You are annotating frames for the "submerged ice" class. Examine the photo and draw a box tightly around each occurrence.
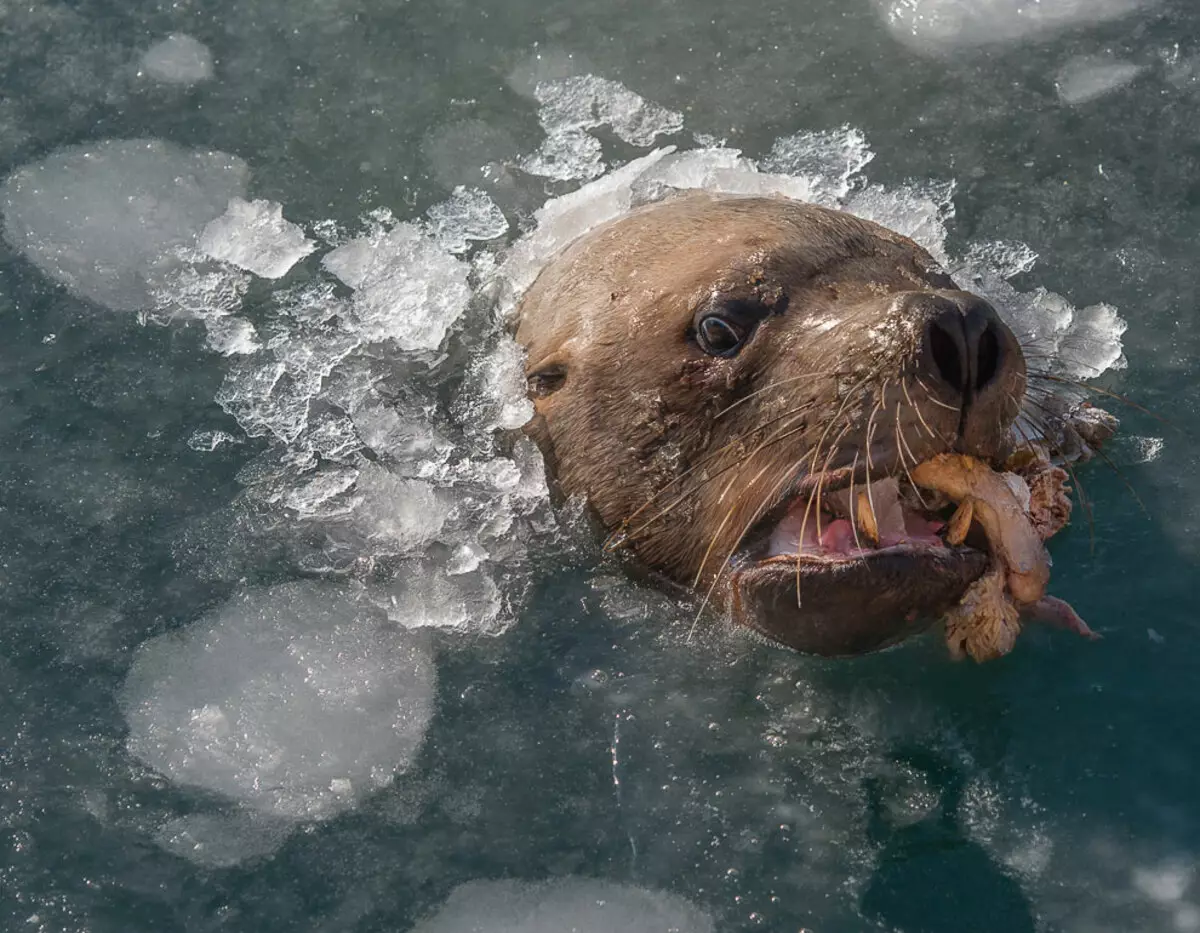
[877,0,1152,52]
[119,582,435,822]
[1,138,248,311]
[410,879,714,933]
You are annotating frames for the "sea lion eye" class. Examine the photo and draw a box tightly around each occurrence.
[697,315,747,356]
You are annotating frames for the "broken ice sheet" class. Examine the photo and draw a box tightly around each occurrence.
[199,197,316,279]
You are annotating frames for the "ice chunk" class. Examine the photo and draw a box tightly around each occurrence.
[1055,55,1145,104]
[199,198,315,279]
[877,0,1153,53]
[119,582,436,821]
[187,429,242,452]
[1,138,248,311]
[323,223,471,351]
[204,316,261,356]
[425,186,509,254]
[497,148,675,314]
[410,879,714,933]
[138,34,214,86]
[522,76,684,181]
[456,336,534,434]
[759,127,875,204]
[337,468,450,553]
[366,559,505,632]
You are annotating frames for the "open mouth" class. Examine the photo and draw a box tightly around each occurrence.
[727,452,1081,659]
[760,474,962,562]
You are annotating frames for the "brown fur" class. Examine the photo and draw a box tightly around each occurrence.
[515,191,1027,655]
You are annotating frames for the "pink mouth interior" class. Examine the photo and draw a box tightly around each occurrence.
[766,477,946,558]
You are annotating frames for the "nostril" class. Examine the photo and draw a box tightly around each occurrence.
[975,323,1000,392]
[928,317,966,393]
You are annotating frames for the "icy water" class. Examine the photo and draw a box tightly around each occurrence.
[3,1,1200,931]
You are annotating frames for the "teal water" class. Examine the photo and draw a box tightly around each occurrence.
[2,1,1199,931]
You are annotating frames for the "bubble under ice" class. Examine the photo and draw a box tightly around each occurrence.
[1,138,248,311]
[138,33,214,86]
[119,582,436,822]
[409,879,714,933]
[877,0,1152,52]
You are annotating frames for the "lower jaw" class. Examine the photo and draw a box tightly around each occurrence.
[726,544,991,657]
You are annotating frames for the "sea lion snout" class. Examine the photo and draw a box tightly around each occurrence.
[904,290,1027,461]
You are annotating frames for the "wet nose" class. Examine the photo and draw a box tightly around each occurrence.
[924,294,1008,398]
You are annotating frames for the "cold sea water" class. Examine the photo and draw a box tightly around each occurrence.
[1,0,1199,931]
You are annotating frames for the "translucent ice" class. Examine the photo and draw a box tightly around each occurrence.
[138,34,214,86]
[1,138,248,310]
[409,879,714,933]
[119,582,436,821]
[522,76,684,181]
[877,0,1153,52]
[425,186,509,254]
[1055,55,1145,104]
[323,222,471,351]
[199,198,316,279]
[153,813,290,868]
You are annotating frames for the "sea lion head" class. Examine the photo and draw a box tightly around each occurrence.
[515,191,1029,656]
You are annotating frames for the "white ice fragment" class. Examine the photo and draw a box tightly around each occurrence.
[119,582,435,822]
[410,879,715,933]
[204,316,261,356]
[425,186,509,254]
[846,182,955,263]
[2,138,248,311]
[199,198,315,279]
[368,561,504,632]
[282,466,361,517]
[759,127,876,204]
[154,813,289,868]
[877,0,1153,53]
[498,148,674,314]
[341,469,450,553]
[522,76,684,182]
[187,429,242,452]
[139,34,214,86]
[457,336,534,434]
[1056,55,1145,104]
[324,223,471,351]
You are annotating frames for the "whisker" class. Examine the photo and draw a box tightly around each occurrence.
[914,375,958,411]
[903,378,942,442]
[1027,373,1172,428]
[895,402,930,509]
[715,370,839,420]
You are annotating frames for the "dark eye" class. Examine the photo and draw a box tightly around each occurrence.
[692,292,785,358]
[697,315,747,357]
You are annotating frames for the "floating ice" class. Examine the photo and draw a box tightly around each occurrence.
[522,76,685,181]
[204,316,261,356]
[877,0,1152,53]
[119,581,436,822]
[199,198,315,279]
[2,138,248,311]
[323,222,471,351]
[1055,55,1145,104]
[410,879,714,933]
[138,34,214,86]
[425,186,509,254]
[187,429,242,452]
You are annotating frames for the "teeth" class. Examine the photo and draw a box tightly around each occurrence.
[945,497,975,546]
[855,490,879,545]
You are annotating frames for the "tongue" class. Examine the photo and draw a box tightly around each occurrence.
[911,453,1050,605]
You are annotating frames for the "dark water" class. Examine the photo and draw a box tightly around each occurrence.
[2,1,1200,931]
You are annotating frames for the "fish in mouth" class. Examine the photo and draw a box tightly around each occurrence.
[515,190,1120,661]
